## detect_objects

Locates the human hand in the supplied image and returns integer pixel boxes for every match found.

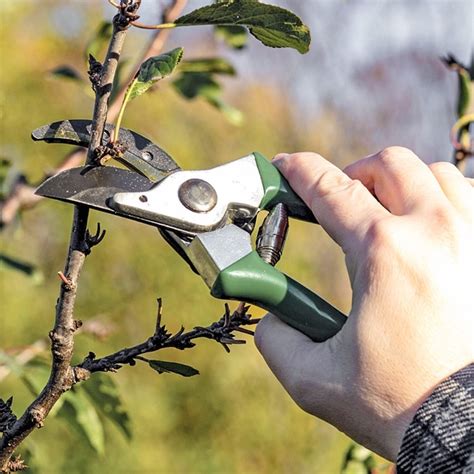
[255,147,474,461]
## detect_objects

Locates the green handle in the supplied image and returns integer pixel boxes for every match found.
[254,152,316,223]
[211,251,346,342]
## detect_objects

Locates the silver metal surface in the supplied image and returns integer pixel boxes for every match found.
[257,203,289,266]
[178,179,217,213]
[186,225,253,287]
[110,154,264,234]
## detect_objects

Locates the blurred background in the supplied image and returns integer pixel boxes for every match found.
[1,0,472,472]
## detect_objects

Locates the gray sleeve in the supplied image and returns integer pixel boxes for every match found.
[396,363,473,473]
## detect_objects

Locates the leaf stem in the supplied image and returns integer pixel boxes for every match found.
[450,113,474,150]
[112,78,137,143]
[131,21,177,30]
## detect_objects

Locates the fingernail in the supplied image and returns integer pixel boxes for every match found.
[273,153,290,166]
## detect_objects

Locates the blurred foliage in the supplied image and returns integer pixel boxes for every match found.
[0,1,383,473]
[441,53,474,165]
[341,443,392,474]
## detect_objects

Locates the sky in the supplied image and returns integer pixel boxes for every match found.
[41,0,474,173]
[132,0,474,170]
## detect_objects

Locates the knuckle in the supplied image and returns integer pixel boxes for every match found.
[377,146,419,166]
[429,161,458,175]
[365,218,397,252]
[310,176,364,211]
[429,203,459,232]
[309,169,355,199]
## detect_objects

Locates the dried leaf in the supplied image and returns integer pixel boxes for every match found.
[0,397,17,432]
[0,254,44,284]
[50,66,83,83]
[148,360,199,377]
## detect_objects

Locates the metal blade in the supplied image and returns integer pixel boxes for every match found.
[32,119,180,183]
[36,166,164,227]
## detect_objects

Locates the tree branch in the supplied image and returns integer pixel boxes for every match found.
[0,6,133,469]
[0,0,188,230]
[106,0,187,121]
[76,302,259,376]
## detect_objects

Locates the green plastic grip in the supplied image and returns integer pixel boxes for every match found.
[253,152,316,223]
[211,251,346,342]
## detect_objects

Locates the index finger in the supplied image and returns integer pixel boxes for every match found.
[273,152,389,253]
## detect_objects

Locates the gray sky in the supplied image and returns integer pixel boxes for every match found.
[130,0,473,168]
[49,0,473,171]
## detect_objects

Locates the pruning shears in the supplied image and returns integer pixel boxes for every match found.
[33,119,347,342]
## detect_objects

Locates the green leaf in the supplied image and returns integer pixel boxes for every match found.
[148,360,200,377]
[173,72,221,99]
[21,361,66,416]
[215,25,248,49]
[208,97,244,126]
[173,73,243,125]
[50,66,83,83]
[179,58,236,75]
[59,388,105,455]
[113,48,184,142]
[85,21,113,62]
[83,374,132,440]
[175,0,311,54]
[0,351,25,377]
[0,254,44,284]
[341,460,369,474]
[457,69,471,117]
[127,47,184,102]
[0,158,12,199]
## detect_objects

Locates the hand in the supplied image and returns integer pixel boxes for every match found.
[255,147,474,461]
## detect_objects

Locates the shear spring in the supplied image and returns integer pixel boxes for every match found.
[256,203,289,266]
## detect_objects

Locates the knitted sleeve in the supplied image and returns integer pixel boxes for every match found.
[396,363,473,473]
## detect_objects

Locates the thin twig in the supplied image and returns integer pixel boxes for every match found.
[0,148,85,229]
[76,303,259,375]
[106,0,187,121]
[0,319,116,384]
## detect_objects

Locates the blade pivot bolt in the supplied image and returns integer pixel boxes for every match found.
[178,179,217,213]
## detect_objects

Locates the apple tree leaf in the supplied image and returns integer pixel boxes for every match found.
[175,0,310,54]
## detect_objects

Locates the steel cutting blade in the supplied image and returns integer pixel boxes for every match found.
[36,166,164,227]
[32,119,180,183]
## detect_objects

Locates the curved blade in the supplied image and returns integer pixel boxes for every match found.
[36,166,164,227]
[32,119,180,183]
